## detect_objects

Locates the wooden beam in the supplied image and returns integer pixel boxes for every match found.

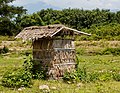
[50,27,64,37]
[64,27,91,36]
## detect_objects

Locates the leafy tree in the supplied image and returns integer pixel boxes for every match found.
[37,8,61,25]
[0,0,26,36]
[20,13,45,27]
[116,11,120,23]
[1,4,120,40]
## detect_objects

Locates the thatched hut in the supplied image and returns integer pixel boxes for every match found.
[16,24,90,79]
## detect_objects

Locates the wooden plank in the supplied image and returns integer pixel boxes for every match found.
[54,48,75,51]
[54,63,76,66]
[34,58,52,61]
[33,49,54,51]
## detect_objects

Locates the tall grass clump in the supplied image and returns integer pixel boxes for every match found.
[0,46,9,54]
[76,48,85,55]
[112,72,120,81]
[102,48,120,56]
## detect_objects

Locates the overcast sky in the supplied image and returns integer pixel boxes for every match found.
[12,0,120,13]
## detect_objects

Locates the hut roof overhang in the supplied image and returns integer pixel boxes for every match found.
[15,24,91,40]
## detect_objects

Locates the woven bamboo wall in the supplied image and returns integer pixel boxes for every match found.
[33,39,54,69]
[33,39,76,79]
[49,39,76,79]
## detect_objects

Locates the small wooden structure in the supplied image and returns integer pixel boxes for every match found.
[16,24,90,79]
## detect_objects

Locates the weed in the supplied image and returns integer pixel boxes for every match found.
[112,72,120,81]
[63,71,79,83]
[2,68,32,88]
[23,57,48,80]
[76,48,85,55]
[102,48,120,56]
[0,46,9,54]
[1,57,33,88]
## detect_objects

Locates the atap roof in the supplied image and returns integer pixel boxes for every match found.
[15,24,91,40]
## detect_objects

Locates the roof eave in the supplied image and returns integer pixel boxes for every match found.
[64,27,91,36]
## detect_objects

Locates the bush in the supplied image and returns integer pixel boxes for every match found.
[63,66,89,83]
[2,46,9,53]
[102,48,120,56]
[23,58,48,79]
[63,71,79,83]
[2,68,32,88]
[112,72,120,81]
[25,51,31,56]
[98,72,112,81]
[82,23,120,40]
[1,57,48,88]
[76,48,85,55]
[1,58,33,88]
[76,67,88,82]
[88,72,99,82]
[0,46,9,54]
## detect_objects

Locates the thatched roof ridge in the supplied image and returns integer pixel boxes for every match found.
[24,24,64,30]
[15,24,91,40]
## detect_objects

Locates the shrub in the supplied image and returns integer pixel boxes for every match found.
[63,71,79,83]
[63,66,89,83]
[102,48,120,56]
[0,48,2,54]
[88,72,99,82]
[112,72,120,81]
[25,51,31,56]
[82,23,120,40]
[2,68,32,88]
[23,58,48,79]
[1,58,33,88]
[76,48,85,55]
[76,67,88,82]
[98,72,112,81]
[30,64,47,79]
[1,57,49,88]
[2,46,9,53]
[0,46,9,54]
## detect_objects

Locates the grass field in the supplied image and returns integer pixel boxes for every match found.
[0,39,120,93]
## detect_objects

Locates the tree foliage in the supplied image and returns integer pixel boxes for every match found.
[0,6,120,40]
[0,0,26,35]
[20,8,120,40]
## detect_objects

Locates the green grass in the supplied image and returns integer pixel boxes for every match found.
[0,53,26,83]
[0,38,120,93]
[0,53,25,67]
[0,53,120,93]
[77,55,120,72]
[0,80,120,93]
[75,41,120,56]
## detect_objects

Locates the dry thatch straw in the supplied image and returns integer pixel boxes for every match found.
[15,24,91,41]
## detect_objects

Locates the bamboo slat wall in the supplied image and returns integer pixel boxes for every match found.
[33,39,53,59]
[53,39,75,48]
[33,39,76,79]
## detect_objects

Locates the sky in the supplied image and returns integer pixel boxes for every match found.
[12,0,120,13]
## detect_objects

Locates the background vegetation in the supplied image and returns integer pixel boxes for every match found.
[0,40,120,93]
[0,0,120,40]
